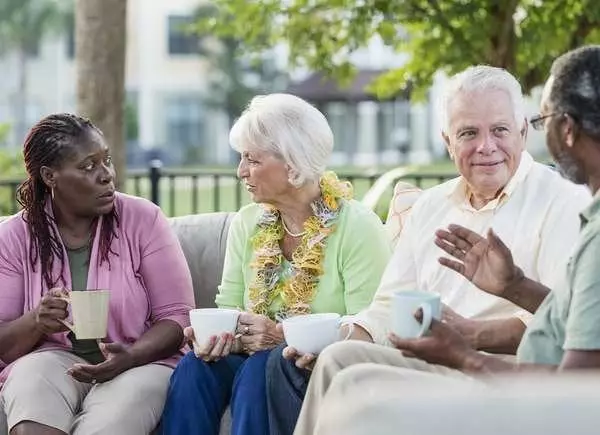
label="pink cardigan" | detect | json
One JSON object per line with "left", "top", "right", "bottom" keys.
{"left": 0, "top": 193, "right": 195, "bottom": 384}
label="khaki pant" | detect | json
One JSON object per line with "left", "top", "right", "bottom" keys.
{"left": 294, "top": 340, "right": 472, "bottom": 435}
{"left": 313, "top": 363, "right": 600, "bottom": 435}
{"left": 0, "top": 350, "right": 172, "bottom": 434}
{"left": 0, "top": 404, "right": 6, "bottom": 435}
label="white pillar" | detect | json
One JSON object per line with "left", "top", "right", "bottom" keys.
{"left": 353, "top": 101, "right": 379, "bottom": 166}
{"left": 212, "top": 109, "right": 232, "bottom": 165}
{"left": 409, "top": 102, "right": 432, "bottom": 164}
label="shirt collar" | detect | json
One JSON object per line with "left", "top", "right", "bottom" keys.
{"left": 580, "top": 188, "right": 600, "bottom": 227}
{"left": 447, "top": 151, "right": 534, "bottom": 211}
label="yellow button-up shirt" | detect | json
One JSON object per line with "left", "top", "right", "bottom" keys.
{"left": 354, "top": 151, "right": 592, "bottom": 346}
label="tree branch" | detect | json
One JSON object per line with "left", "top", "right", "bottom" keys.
{"left": 489, "top": 0, "right": 519, "bottom": 69}
{"left": 569, "top": 9, "right": 594, "bottom": 49}
{"left": 404, "top": 0, "right": 475, "bottom": 53}
{"left": 427, "top": 0, "right": 475, "bottom": 51}
{"left": 521, "top": 66, "right": 546, "bottom": 94}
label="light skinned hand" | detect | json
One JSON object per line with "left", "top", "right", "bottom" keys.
{"left": 278, "top": 324, "right": 316, "bottom": 371}
{"left": 435, "top": 224, "right": 523, "bottom": 298}
{"left": 184, "top": 326, "right": 235, "bottom": 362}
{"left": 237, "top": 312, "right": 284, "bottom": 354}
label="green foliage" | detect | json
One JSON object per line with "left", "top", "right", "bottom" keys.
{"left": 0, "top": 149, "right": 23, "bottom": 176}
{"left": 0, "top": 0, "right": 67, "bottom": 54}
{"left": 190, "top": 3, "right": 288, "bottom": 122}
{"left": 0, "top": 147, "right": 24, "bottom": 216}
{"left": 0, "top": 122, "right": 24, "bottom": 215}
{"left": 0, "top": 123, "right": 10, "bottom": 145}
{"left": 124, "top": 99, "right": 138, "bottom": 141}
{"left": 198, "top": 0, "right": 600, "bottom": 100}
{"left": 0, "top": 0, "right": 70, "bottom": 141}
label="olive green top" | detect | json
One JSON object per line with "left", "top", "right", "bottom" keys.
{"left": 67, "top": 244, "right": 105, "bottom": 365}
{"left": 517, "top": 193, "right": 600, "bottom": 365}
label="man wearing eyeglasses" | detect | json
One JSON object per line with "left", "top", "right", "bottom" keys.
{"left": 342, "top": 65, "right": 592, "bottom": 354}
{"left": 284, "top": 64, "right": 593, "bottom": 435}
{"left": 295, "top": 46, "right": 600, "bottom": 435}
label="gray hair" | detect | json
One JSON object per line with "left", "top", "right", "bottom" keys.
{"left": 229, "top": 93, "right": 334, "bottom": 187}
{"left": 440, "top": 65, "right": 526, "bottom": 132}
{"left": 549, "top": 45, "right": 600, "bottom": 141}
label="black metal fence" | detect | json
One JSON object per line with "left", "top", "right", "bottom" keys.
{"left": 0, "top": 160, "right": 457, "bottom": 217}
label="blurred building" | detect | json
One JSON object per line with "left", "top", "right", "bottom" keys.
{"left": 0, "top": 0, "right": 547, "bottom": 167}
{"left": 0, "top": 0, "right": 231, "bottom": 167}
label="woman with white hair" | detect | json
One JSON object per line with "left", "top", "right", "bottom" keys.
{"left": 159, "top": 93, "right": 392, "bottom": 435}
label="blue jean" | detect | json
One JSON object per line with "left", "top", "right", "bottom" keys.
{"left": 160, "top": 350, "right": 271, "bottom": 435}
{"left": 266, "top": 343, "right": 312, "bottom": 435}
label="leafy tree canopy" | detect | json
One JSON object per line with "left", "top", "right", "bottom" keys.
{"left": 0, "top": 0, "right": 66, "bottom": 54}
{"left": 196, "top": 0, "right": 600, "bottom": 99}
{"left": 189, "top": 4, "right": 287, "bottom": 122}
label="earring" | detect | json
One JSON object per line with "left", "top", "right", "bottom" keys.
{"left": 50, "top": 186, "right": 55, "bottom": 201}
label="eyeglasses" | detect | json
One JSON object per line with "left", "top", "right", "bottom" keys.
{"left": 529, "top": 113, "right": 562, "bottom": 131}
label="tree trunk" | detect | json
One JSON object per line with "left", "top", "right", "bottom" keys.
{"left": 75, "top": 0, "right": 127, "bottom": 190}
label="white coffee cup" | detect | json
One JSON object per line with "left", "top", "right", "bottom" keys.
{"left": 282, "top": 313, "right": 353, "bottom": 355}
{"left": 189, "top": 308, "right": 240, "bottom": 344}
{"left": 391, "top": 291, "right": 441, "bottom": 339}
{"left": 59, "top": 289, "right": 110, "bottom": 340}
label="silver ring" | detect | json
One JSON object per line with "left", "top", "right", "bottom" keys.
{"left": 91, "top": 379, "right": 97, "bottom": 385}
{"left": 243, "top": 326, "right": 250, "bottom": 335}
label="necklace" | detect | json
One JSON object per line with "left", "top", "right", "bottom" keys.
{"left": 248, "top": 171, "right": 354, "bottom": 319}
{"left": 281, "top": 218, "right": 306, "bottom": 237}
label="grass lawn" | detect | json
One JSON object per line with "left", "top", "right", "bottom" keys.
{"left": 123, "top": 161, "right": 458, "bottom": 219}
{"left": 124, "top": 175, "right": 385, "bottom": 217}
{"left": 0, "top": 160, "right": 458, "bottom": 217}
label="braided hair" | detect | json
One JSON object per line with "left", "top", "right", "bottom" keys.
{"left": 16, "top": 113, "right": 119, "bottom": 289}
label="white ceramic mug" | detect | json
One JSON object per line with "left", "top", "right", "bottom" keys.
{"left": 282, "top": 313, "right": 353, "bottom": 354}
{"left": 189, "top": 308, "right": 240, "bottom": 344}
{"left": 59, "top": 289, "right": 110, "bottom": 340}
{"left": 391, "top": 291, "right": 441, "bottom": 339}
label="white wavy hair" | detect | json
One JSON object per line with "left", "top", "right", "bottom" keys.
{"left": 440, "top": 65, "right": 526, "bottom": 132}
{"left": 229, "top": 93, "right": 334, "bottom": 187}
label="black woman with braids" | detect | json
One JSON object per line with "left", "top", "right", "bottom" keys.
{"left": 0, "top": 113, "right": 194, "bottom": 435}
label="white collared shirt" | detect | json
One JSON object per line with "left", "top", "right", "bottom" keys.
{"left": 354, "top": 151, "right": 592, "bottom": 346}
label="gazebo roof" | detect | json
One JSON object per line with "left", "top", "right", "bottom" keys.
{"left": 286, "top": 69, "right": 409, "bottom": 103}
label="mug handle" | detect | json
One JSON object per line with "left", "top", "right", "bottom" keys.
{"left": 58, "top": 318, "right": 75, "bottom": 333}
{"left": 56, "top": 295, "right": 75, "bottom": 333}
{"left": 416, "top": 303, "right": 433, "bottom": 338}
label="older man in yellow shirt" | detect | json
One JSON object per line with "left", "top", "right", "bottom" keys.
{"left": 304, "top": 44, "right": 600, "bottom": 435}
{"left": 286, "top": 64, "right": 592, "bottom": 435}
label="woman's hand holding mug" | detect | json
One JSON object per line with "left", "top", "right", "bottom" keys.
{"left": 33, "top": 287, "right": 70, "bottom": 335}
{"left": 185, "top": 326, "right": 236, "bottom": 362}
{"left": 237, "top": 312, "right": 284, "bottom": 354}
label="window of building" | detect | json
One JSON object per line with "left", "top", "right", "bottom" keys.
{"left": 325, "top": 102, "right": 357, "bottom": 155}
{"left": 25, "top": 41, "right": 40, "bottom": 58}
{"left": 165, "top": 96, "right": 205, "bottom": 163}
{"left": 377, "top": 100, "right": 411, "bottom": 152}
{"left": 167, "top": 15, "right": 198, "bottom": 55}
